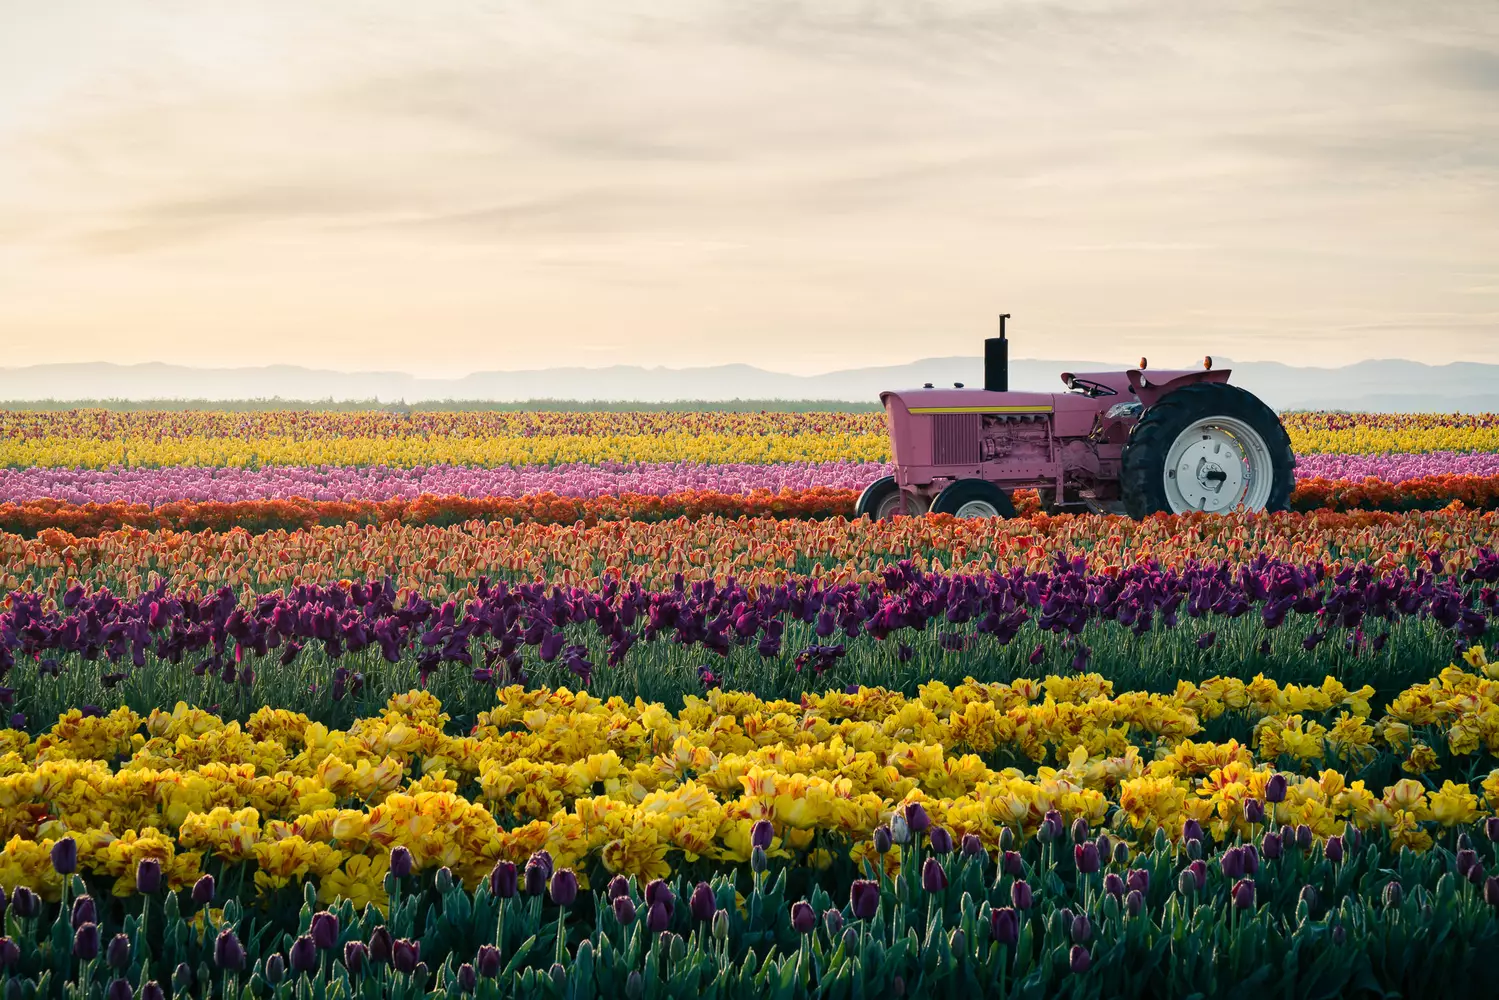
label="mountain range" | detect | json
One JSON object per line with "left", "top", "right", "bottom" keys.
{"left": 1, "top": 358, "right": 1494, "bottom": 412}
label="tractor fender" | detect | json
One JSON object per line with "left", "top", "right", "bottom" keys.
{"left": 1127, "top": 368, "right": 1231, "bottom": 409}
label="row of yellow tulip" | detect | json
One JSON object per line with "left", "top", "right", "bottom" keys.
{"left": 2, "top": 654, "right": 1494, "bottom": 902}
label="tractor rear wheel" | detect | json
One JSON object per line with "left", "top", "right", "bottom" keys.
{"left": 931, "top": 479, "right": 1017, "bottom": 519}
{"left": 1120, "top": 383, "right": 1293, "bottom": 517}
{"left": 855, "top": 476, "right": 906, "bottom": 519}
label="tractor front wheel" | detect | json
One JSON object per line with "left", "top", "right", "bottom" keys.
{"left": 855, "top": 476, "right": 906, "bottom": 519}
{"left": 931, "top": 479, "right": 1017, "bottom": 519}
{"left": 1120, "top": 383, "right": 1293, "bottom": 517}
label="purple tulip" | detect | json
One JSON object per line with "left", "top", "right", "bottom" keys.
{"left": 1188, "top": 860, "right": 1207, "bottom": 890}
{"left": 850, "top": 879, "right": 880, "bottom": 920}
{"left": 290, "top": 935, "right": 318, "bottom": 975}
{"left": 311, "top": 911, "right": 339, "bottom": 950}
{"left": 527, "top": 850, "right": 554, "bottom": 881}
{"left": 549, "top": 869, "right": 578, "bottom": 908}
{"left": 1197, "top": 631, "right": 1216, "bottom": 650}
{"left": 369, "top": 927, "right": 392, "bottom": 964}
{"left": 1011, "top": 880, "right": 1033, "bottom": 910}
{"left": 1070, "top": 945, "right": 1091, "bottom": 973}
{"left": 1220, "top": 847, "right": 1245, "bottom": 879}
{"left": 1126, "top": 889, "right": 1144, "bottom": 916}
{"left": 524, "top": 861, "right": 547, "bottom": 897}
{"left": 106, "top": 933, "right": 131, "bottom": 970}
{"left": 1485, "top": 816, "right": 1499, "bottom": 843}
{"left": 990, "top": 906, "right": 1019, "bottom": 946}
{"left": 1383, "top": 881, "right": 1403, "bottom": 908}
{"left": 1243, "top": 799, "right": 1265, "bottom": 824}
{"left": 74, "top": 923, "right": 101, "bottom": 961}
{"left": 1325, "top": 836, "right": 1344, "bottom": 863}
{"left": 904, "top": 802, "right": 932, "bottom": 835}
{"left": 1261, "top": 832, "right": 1283, "bottom": 860}
{"left": 1296, "top": 825, "right": 1313, "bottom": 850}
{"left": 690, "top": 882, "right": 716, "bottom": 923}
{"left": 751, "top": 819, "right": 775, "bottom": 850}
{"left": 1232, "top": 878, "right": 1256, "bottom": 909}
{"left": 1182, "top": 819, "right": 1204, "bottom": 844}
{"left": 107, "top": 980, "right": 133, "bottom": 1000}
{"left": 477, "top": 944, "right": 502, "bottom": 977}
{"left": 873, "top": 825, "right": 893, "bottom": 854}
{"left": 647, "top": 901, "right": 670, "bottom": 934}
{"left": 490, "top": 860, "right": 517, "bottom": 899}
{"left": 613, "top": 896, "right": 637, "bottom": 926}
{"left": 192, "top": 874, "right": 215, "bottom": 906}
{"left": 1485, "top": 876, "right": 1499, "bottom": 907}
{"left": 1104, "top": 873, "right": 1125, "bottom": 898}
{"left": 344, "top": 941, "right": 368, "bottom": 976}
{"left": 51, "top": 836, "right": 78, "bottom": 875}
{"left": 392, "top": 939, "right": 420, "bottom": 975}
{"left": 457, "top": 963, "right": 477, "bottom": 994}
{"left": 214, "top": 928, "right": 244, "bottom": 971}
{"left": 824, "top": 908, "right": 843, "bottom": 937}
{"left": 922, "top": 858, "right": 948, "bottom": 893}
{"left": 791, "top": 901, "right": 815, "bottom": 935}
{"left": 1070, "top": 914, "right": 1092, "bottom": 944}
{"left": 961, "top": 833, "right": 984, "bottom": 857}
{"left": 0, "top": 938, "right": 19, "bottom": 969}
{"left": 389, "top": 846, "right": 413, "bottom": 879}
{"left": 1074, "top": 842, "right": 1100, "bottom": 874}
{"left": 72, "top": 894, "right": 96, "bottom": 927}
{"left": 928, "top": 826, "right": 954, "bottom": 854}
{"left": 1127, "top": 868, "right": 1150, "bottom": 895}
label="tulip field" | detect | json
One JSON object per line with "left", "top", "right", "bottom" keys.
{"left": 4, "top": 408, "right": 1499, "bottom": 999}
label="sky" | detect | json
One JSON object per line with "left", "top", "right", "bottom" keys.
{"left": 1, "top": 0, "right": 1497, "bottom": 378}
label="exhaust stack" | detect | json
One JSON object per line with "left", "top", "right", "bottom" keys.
{"left": 984, "top": 313, "right": 1010, "bottom": 392}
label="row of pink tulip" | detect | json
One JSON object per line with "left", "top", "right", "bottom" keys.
{"left": 1, "top": 453, "right": 1493, "bottom": 506}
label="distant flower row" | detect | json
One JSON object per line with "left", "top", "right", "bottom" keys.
{"left": 3, "top": 410, "right": 1497, "bottom": 467}
{"left": 3, "top": 454, "right": 1497, "bottom": 505}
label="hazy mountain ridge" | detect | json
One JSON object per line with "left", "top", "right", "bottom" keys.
{"left": 1, "top": 358, "right": 1495, "bottom": 413}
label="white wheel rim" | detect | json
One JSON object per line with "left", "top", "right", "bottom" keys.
{"left": 1163, "top": 416, "right": 1273, "bottom": 513}
{"left": 874, "top": 492, "right": 904, "bottom": 519}
{"left": 954, "top": 499, "right": 1000, "bottom": 518}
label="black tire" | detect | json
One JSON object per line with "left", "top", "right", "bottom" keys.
{"left": 855, "top": 476, "right": 905, "bottom": 519}
{"left": 1120, "top": 383, "right": 1294, "bottom": 518}
{"left": 930, "top": 479, "right": 1017, "bottom": 519}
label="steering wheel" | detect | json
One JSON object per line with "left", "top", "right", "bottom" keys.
{"left": 1067, "top": 377, "right": 1118, "bottom": 398}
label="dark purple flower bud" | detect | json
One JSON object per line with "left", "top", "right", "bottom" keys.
{"left": 106, "top": 933, "right": 131, "bottom": 970}
{"left": 1485, "top": 816, "right": 1499, "bottom": 843}
{"left": 991, "top": 906, "right": 1019, "bottom": 945}
{"left": 1177, "top": 870, "right": 1196, "bottom": 895}
{"left": 1299, "top": 885, "right": 1320, "bottom": 911}
{"left": 1197, "top": 631, "right": 1216, "bottom": 650}
{"left": 751, "top": 819, "right": 775, "bottom": 850}
{"left": 264, "top": 954, "right": 287, "bottom": 987}
{"left": 142, "top": 982, "right": 164, "bottom": 1000}
{"left": 873, "top": 825, "right": 893, "bottom": 854}
{"left": 647, "top": 901, "right": 670, "bottom": 934}
{"left": 51, "top": 836, "right": 78, "bottom": 875}
{"left": 107, "top": 980, "right": 133, "bottom": 1000}
{"left": 524, "top": 862, "right": 547, "bottom": 897}
{"left": 1232, "top": 878, "right": 1256, "bottom": 909}
{"left": 1029, "top": 644, "right": 1046, "bottom": 666}
{"left": 961, "top": 833, "right": 984, "bottom": 857}
{"left": 1485, "top": 876, "right": 1499, "bottom": 907}
{"left": 1261, "top": 832, "right": 1283, "bottom": 860}
{"left": 392, "top": 939, "right": 419, "bottom": 975}
{"left": 74, "top": 923, "right": 100, "bottom": 961}
{"left": 72, "top": 894, "right": 96, "bottom": 927}
{"left": 0, "top": 938, "right": 18, "bottom": 970}
{"left": 1104, "top": 873, "right": 1125, "bottom": 898}
{"left": 1074, "top": 842, "right": 1100, "bottom": 874}
{"left": 1458, "top": 849, "right": 1478, "bottom": 877}
{"left": 1070, "top": 817, "right": 1090, "bottom": 844}
{"left": 191, "top": 874, "right": 215, "bottom": 906}
{"left": 1003, "top": 851, "right": 1024, "bottom": 878}
{"left": 477, "top": 944, "right": 502, "bottom": 978}
{"left": 1242, "top": 844, "right": 1260, "bottom": 875}
{"left": 1221, "top": 847, "right": 1245, "bottom": 879}
{"left": 311, "top": 911, "right": 339, "bottom": 950}
{"left": 922, "top": 858, "right": 948, "bottom": 894}
{"left": 928, "top": 826, "right": 953, "bottom": 855}
{"left": 6, "top": 714, "right": 22, "bottom": 730}
{"left": 289, "top": 935, "right": 318, "bottom": 975}
{"left": 824, "top": 908, "right": 843, "bottom": 937}
{"left": 626, "top": 971, "right": 645, "bottom": 1000}
{"left": 389, "top": 846, "right": 413, "bottom": 879}
{"left": 549, "top": 869, "right": 578, "bottom": 908}
{"left": 791, "top": 901, "right": 816, "bottom": 935}
{"left": 173, "top": 963, "right": 193, "bottom": 991}
{"left": 1383, "top": 881, "right": 1403, "bottom": 908}
{"left": 1127, "top": 868, "right": 1149, "bottom": 895}
{"left": 1332, "top": 923, "right": 1346, "bottom": 946}
{"left": 1070, "top": 945, "right": 1091, "bottom": 973}
{"left": 613, "top": 895, "right": 637, "bottom": 926}
{"left": 751, "top": 846, "right": 768, "bottom": 873}
{"left": 214, "top": 929, "right": 245, "bottom": 971}
{"left": 1126, "top": 889, "right": 1144, "bottom": 916}
{"left": 1296, "top": 825, "right": 1313, "bottom": 850}
{"left": 368, "top": 927, "right": 392, "bottom": 964}
{"left": 457, "top": 963, "right": 477, "bottom": 994}
{"left": 344, "top": 941, "right": 367, "bottom": 976}
{"left": 1265, "top": 773, "right": 1287, "bottom": 803}
{"left": 1182, "top": 819, "right": 1203, "bottom": 844}
{"left": 1113, "top": 841, "right": 1130, "bottom": 865}
{"left": 10, "top": 893, "right": 38, "bottom": 923}
{"left": 1325, "top": 836, "right": 1344, "bottom": 864}
{"left": 999, "top": 827, "right": 1016, "bottom": 852}
{"left": 645, "top": 879, "right": 675, "bottom": 909}
{"left": 850, "top": 879, "right": 880, "bottom": 920}
{"left": 1070, "top": 914, "right": 1091, "bottom": 944}
{"left": 904, "top": 802, "right": 931, "bottom": 835}
{"left": 690, "top": 882, "right": 716, "bottom": 923}
{"left": 1188, "top": 859, "right": 1207, "bottom": 889}
{"left": 1468, "top": 862, "right": 1487, "bottom": 886}
{"left": 1011, "top": 879, "right": 1033, "bottom": 910}
{"left": 1244, "top": 799, "right": 1265, "bottom": 825}
{"left": 607, "top": 874, "right": 631, "bottom": 900}
{"left": 489, "top": 860, "right": 517, "bottom": 899}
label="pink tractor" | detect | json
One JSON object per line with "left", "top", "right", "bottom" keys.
{"left": 857, "top": 315, "right": 1294, "bottom": 520}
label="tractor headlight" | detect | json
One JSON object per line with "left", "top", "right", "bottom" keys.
{"left": 1105, "top": 402, "right": 1143, "bottom": 419}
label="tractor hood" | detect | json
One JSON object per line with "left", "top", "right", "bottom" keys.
{"left": 879, "top": 388, "right": 1057, "bottom": 412}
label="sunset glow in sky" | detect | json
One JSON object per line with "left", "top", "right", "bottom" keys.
{"left": 2, "top": 0, "right": 1496, "bottom": 376}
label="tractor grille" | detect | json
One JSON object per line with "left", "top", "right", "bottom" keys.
{"left": 932, "top": 413, "right": 981, "bottom": 465}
